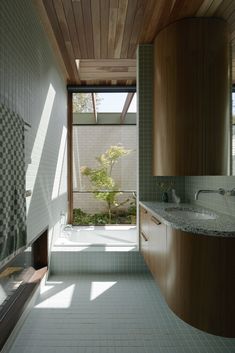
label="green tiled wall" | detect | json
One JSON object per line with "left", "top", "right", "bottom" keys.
{"left": 138, "top": 45, "right": 155, "bottom": 201}
{"left": 185, "top": 176, "right": 235, "bottom": 216}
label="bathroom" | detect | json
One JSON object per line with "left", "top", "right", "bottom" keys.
{"left": 0, "top": 1, "right": 235, "bottom": 353}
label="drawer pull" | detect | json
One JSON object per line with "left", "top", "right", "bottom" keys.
{"left": 141, "top": 232, "right": 148, "bottom": 241}
{"left": 151, "top": 216, "right": 161, "bottom": 225}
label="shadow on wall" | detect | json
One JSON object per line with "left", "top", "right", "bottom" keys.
{"left": 26, "top": 82, "right": 67, "bottom": 247}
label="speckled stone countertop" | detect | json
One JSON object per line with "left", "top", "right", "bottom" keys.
{"left": 140, "top": 201, "right": 235, "bottom": 237}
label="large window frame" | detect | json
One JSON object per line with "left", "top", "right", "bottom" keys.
{"left": 67, "top": 85, "right": 136, "bottom": 223}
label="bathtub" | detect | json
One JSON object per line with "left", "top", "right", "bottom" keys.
{"left": 55, "top": 225, "right": 137, "bottom": 249}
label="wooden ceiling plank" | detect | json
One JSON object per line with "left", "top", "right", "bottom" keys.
{"left": 53, "top": 0, "right": 71, "bottom": 42}
{"left": 108, "top": 0, "right": 119, "bottom": 58}
{"left": 80, "top": 73, "right": 136, "bottom": 80}
{"left": 52, "top": 0, "right": 80, "bottom": 83}
{"left": 100, "top": 0, "right": 110, "bottom": 59}
{"left": 72, "top": 0, "right": 88, "bottom": 58}
{"left": 205, "top": 0, "right": 224, "bottom": 16}
{"left": 120, "top": 92, "right": 135, "bottom": 123}
{"left": 127, "top": 0, "right": 148, "bottom": 58}
{"left": 120, "top": 0, "right": 138, "bottom": 58}
{"left": 91, "top": 0, "right": 101, "bottom": 59}
{"left": 196, "top": 0, "right": 214, "bottom": 16}
{"left": 169, "top": 0, "right": 205, "bottom": 22}
{"left": 80, "top": 66, "right": 136, "bottom": 73}
{"left": 114, "top": 0, "right": 129, "bottom": 58}
{"left": 91, "top": 93, "right": 98, "bottom": 123}
{"left": 81, "top": 0, "right": 94, "bottom": 58}
{"left": 227, "top": 9, "right": 235, "bottom": 25}
{"left": 214, "top": 0, "right": 234, "bottom": 19}
{"left": 214, "top": 0, "right": 234, "bottom": 17}
{"left": 143, "top": 0, "right": 174, "bottom": 43}
{"left": 61, "top": 0, "right": 81, "bottom": 58}
{"left": 139, "top": 0, "right": 161, "bottom": 42}
{"left": 80, "top": 59, "right": 136, "bottom": 67}
{"left": 34, "top": 0, "right": 69, "bottom": 81}
{"left": 42, "top": 0, "right": 76, "bottom": 82}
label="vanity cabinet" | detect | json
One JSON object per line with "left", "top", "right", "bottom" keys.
{"left": 165, "top": 227, "right": 235, "bottom": 337}
{"left": 139, "top": 204, "right": 235, "bottom": 337}
{"left": 140, "top": 206, "right": 167, "bottom": 294}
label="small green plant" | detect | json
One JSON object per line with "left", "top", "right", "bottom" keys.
{"left": 73, "top": 208, "right": 136, "bottom": 225}
{"left": 81, "top": 145, "right": 133, "bottom": 222}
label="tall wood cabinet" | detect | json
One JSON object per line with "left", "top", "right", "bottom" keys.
{"left": 153, "top": 18, "right": 230, "bottom": 175}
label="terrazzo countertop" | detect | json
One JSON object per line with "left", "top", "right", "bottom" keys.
{"left": 140, "top": 201, "right": 235, "bottom": 237}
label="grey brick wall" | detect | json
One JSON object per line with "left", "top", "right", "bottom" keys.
{"left": 73, "top": 125, "right": 137, "bottom": 213}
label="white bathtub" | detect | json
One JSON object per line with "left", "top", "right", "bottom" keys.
{"left": 55, "top": 225, "right": 137, "bottom": 248}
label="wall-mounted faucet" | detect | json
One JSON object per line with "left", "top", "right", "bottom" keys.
{"left": 195, "top": 188, "right": 225, "bottom": 200}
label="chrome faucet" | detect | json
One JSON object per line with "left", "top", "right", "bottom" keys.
{"left": 195, "top": 188, "right": 225, "bottom": 200}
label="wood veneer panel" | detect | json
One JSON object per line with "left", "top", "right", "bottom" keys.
{"left": 148, "top": 215, "right": 167, "bottom": 295}
{"left": 114, "top": 0, "right": 128, "bottom": 58}
{"left": 153, "top": 18, "right": 230, "bottom": 175}
{"left": 42, "top": 0, "right": 235, "bottom": 85}
{"left": 62, "top": 0, "right": 81, "bottom": 58}
{"left": 166, "top": 227, "right": 235, "bottom": 337}
{"left": 53, "top": 0, "right": 80, "bottom": 83}
{"left": 72, "top": 0, "right": 88, "bottom": 58}
{"left": 42, "top": 0, "right": 75, "bottom": 81}
{"left": 100, "top": 0, "right": 110, "bottom": 59}
{"left": 108, "top": 0, "right": 118, "bottom": 58}
{"left": 91, "top": 0, "right": 101, "bottom": 59}
{"left": 120, "top": 0, "right": 138, "bottom": 58}
{"left": 81, "top": 0, "right": 94, "bottom": 59}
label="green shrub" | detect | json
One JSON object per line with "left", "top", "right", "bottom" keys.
{"left": 73, "top": 208, "right": 136, "bottom": 225}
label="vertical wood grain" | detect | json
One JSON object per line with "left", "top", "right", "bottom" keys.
{"left": 91, "top": 0, "right": 101, "bottom": 59}
{"left": 114, "top": 0, "right": 128, "bottom": 58}
{"left": 153, "top": 18, "right": 230, "bottom": 175}
{"left": 81, "top": 0, "right": 94, "bottom": 58}
{"left": 166, "top": 227, "right": 235, "bottom": 337}
{"left": 120, "top": 0, "right": 138, "bottom": 58}
{"left": 100, "top": 0, "right": 110, "bottom": 59}
{"left": 72, "top": 0, "right": 88, "bottom": 58}
{"left": 108, "top": 0, "right": 118, "bottom": 58}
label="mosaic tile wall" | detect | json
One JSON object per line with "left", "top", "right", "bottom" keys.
{"left": 185, "top": 176, "right": 235, "bottom": 216}
{"left": 0, "top": 0, "right": 67, "bottom": 247}
{"left": 137, "top": 45, "right": 185, "bottom": 202}
{"left": 50, "top": 251, "right": 148, "bottom": 274}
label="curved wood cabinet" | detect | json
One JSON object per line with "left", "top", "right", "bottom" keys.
{"left": 153, "top": 18, "right": 230, "bottom": 175}
{"left": 140, "top": 206, "right": 235, "bottom": 337}
{"left": 166, "top": 227, "right": 235, "bottom": 337}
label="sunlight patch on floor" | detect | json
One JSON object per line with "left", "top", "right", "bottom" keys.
{"left": 90, "top": 281, "right": 117, "bottom": 301}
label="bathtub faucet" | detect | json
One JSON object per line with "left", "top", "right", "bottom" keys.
{"left": 195, "top": 188, "right": 225, "bottom": 201}
{"left": 63, "top": 224, "right": 73, "bottom": 231}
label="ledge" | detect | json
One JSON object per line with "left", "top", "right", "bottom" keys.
{"left": 139, "top": 201, "right": 235, "bottom": 237}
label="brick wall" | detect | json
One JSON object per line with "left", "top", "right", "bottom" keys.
{"left": 73, "top": 125, "right": 136, "bottom": 213}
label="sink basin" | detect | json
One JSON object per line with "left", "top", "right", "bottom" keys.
{"left": 165, "top": 207, "right": 217, "bottom": 220}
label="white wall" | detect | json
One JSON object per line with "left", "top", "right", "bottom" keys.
{"left": 0, "top": 0, "right": 67, "bottom": 249}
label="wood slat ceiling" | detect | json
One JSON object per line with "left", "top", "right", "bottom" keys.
{"left": 40, "top": 0, "right": 235, "bottom": 85}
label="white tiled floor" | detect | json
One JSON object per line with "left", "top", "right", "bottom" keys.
{"left": 8, "top": 273, "right": 235, "bottom": 353}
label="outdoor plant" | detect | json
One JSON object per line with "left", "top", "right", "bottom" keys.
{"left": 80, "top": 145, "right": 133, "bottom": 223}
